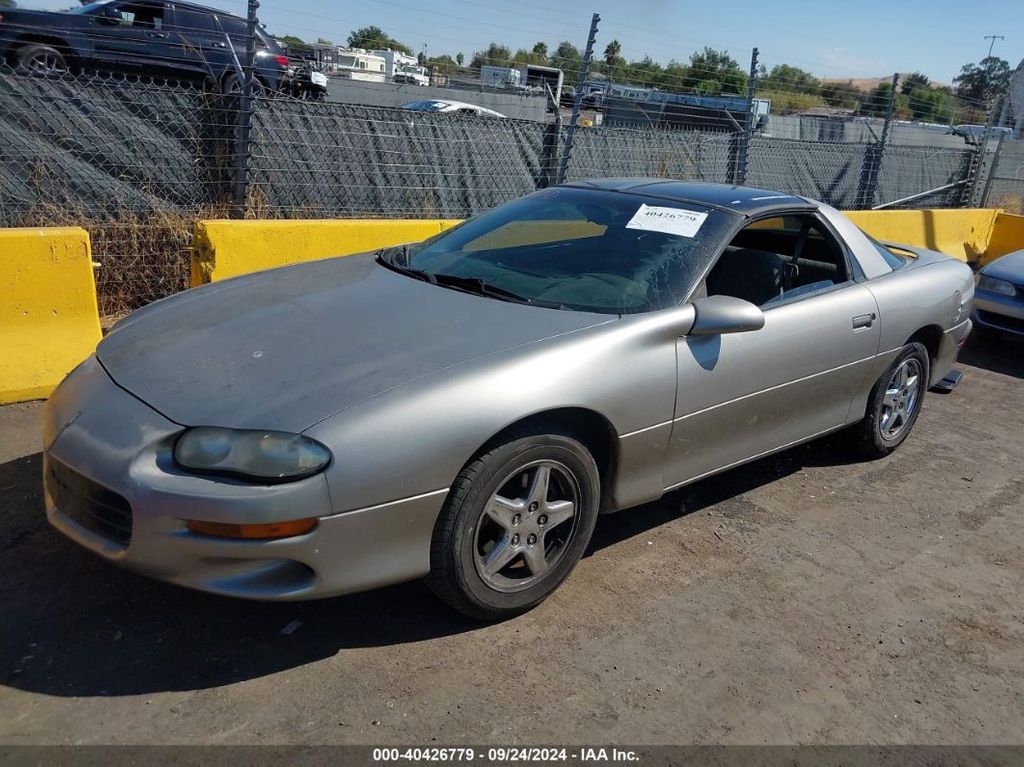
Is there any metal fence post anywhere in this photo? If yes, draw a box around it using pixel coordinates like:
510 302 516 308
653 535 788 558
979 128 1006 208
538 85 563 188
856 72 897 208
556 12 600 186
964 97 999 208
731 47 759 186
231 0 259 217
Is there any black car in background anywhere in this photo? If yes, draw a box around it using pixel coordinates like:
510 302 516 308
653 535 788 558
0 0 289 93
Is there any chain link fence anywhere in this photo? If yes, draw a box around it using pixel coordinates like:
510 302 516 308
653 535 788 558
0 65 1012 320
983 139 1024 214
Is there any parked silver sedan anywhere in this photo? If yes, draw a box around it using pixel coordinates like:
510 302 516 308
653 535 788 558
43 181 974 619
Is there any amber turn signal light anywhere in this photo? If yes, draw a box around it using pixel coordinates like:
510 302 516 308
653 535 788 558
187 517 318 540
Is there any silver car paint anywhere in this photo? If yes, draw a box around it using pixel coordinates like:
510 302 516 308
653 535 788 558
44 356 446 599
665 281 881 488
42 195 976 601
98 254 612 432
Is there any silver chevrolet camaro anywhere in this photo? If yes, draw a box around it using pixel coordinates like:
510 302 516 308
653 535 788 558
43 180 974 619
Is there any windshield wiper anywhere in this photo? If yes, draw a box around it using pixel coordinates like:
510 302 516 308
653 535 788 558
432 273 532 304
375 245 436 284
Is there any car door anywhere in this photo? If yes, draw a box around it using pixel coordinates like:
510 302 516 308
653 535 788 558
662 211 882 489
164 5 228 82
91 1 179 78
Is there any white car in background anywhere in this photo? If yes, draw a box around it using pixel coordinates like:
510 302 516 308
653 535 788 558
401 99 507 118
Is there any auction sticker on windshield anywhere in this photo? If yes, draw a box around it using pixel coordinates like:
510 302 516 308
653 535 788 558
625 204 708 238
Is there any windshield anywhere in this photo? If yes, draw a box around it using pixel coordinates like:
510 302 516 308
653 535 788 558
70 1 112 13
394 187 735 314
403 100 445 111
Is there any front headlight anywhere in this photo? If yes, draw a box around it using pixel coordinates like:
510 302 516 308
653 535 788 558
174 427 332 482
977 274 1017 297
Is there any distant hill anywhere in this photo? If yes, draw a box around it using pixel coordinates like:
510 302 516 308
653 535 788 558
820 74 951 92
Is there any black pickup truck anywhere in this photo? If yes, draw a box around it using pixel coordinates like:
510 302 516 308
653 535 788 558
0 0 290 93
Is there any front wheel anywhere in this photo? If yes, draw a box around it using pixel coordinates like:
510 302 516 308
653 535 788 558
427 433 600 620
16 44 68 74
850 342 930 458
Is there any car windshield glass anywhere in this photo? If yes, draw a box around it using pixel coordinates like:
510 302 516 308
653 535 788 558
403 100 444 111
400 187 736 314
70 1 112 13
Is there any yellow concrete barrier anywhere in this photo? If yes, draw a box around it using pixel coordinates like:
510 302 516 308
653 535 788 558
191 219 461 285
844 209 1001 264
0 227 102 404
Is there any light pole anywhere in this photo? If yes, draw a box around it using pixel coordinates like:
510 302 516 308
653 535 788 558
984 34 1005 60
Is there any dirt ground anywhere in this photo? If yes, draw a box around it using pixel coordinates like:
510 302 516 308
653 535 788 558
1 332 1022 746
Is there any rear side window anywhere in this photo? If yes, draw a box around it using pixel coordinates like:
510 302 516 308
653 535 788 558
171 8 218 34
864 233 910 270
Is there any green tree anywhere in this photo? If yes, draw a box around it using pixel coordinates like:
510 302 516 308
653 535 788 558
514 48 548 66
0 0 17 7
954 56 1010 102
603 39 622 67
820 80 861 109
455 52 464 67
551 41 582 83
681 47 746 94
346 26 411 55
316 38 334 46
900 71 929 95
428 54 458 76
860 81 895 117
760 63 820 95
531 42 548 58
470 43 512 69
277 35 306 48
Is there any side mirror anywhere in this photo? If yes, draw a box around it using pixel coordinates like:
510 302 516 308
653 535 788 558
688 295 765 336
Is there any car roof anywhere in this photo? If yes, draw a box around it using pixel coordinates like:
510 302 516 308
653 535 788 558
163 0 241 19
562 179 817 216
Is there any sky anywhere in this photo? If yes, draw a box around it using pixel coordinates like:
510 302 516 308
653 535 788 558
17 0 1024 84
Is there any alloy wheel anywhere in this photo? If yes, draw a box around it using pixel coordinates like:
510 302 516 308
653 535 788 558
473 460 580 593
880 357 923 440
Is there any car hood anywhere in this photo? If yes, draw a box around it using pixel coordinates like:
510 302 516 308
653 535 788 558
982 249 1024 282
97 254 612 432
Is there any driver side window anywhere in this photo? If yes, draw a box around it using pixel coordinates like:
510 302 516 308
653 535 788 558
704 214 850 308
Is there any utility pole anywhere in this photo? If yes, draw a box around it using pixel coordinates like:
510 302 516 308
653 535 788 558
984 35 1005 59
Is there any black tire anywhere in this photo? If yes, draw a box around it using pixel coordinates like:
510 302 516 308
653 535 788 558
427 432 601 620
850 342 930 458
16 44 67 74
222 73 267 96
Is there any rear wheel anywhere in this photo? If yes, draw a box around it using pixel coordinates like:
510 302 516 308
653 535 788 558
850 342 929 458
427 433 600 620
16 44 68 74
222 73 268 97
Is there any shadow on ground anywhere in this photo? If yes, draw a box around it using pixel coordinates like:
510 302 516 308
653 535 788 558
959 328 1024 379
0 432 863 699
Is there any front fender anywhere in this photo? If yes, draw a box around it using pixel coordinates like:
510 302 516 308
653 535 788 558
305 312 685 514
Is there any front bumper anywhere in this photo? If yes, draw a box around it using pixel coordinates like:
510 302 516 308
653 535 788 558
973 289 1024 336
42 356 445 600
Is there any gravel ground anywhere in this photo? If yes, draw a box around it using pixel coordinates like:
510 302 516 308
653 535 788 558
0 332 1022 746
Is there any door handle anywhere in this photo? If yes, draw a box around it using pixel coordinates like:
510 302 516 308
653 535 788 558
852 313 876 329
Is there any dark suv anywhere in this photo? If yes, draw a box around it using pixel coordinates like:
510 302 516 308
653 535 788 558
0 0 289 92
